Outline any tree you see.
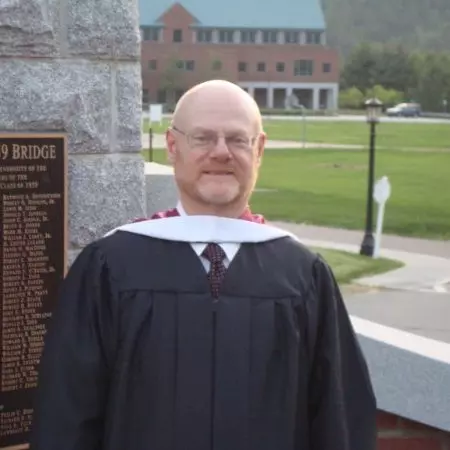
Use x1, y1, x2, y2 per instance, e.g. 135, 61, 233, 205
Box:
340, 43, 450, 111
159, 56, 184, 108
338, 87, 365, 109
340, 43, 380, 91
412, 51, 450, 111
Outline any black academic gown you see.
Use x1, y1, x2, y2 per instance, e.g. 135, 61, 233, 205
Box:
30, 217, 377, 450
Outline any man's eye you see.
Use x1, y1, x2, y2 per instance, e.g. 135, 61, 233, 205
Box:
228, 136, 249, 145
192, 135, 210, 142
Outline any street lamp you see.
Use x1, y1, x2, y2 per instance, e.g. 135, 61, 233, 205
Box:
360, 97, 384, 257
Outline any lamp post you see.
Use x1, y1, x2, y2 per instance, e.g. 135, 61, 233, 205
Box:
360, 97, 383, 257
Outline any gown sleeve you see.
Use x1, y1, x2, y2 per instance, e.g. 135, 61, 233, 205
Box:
30, 242, 118, 450
306, 256, 377, 450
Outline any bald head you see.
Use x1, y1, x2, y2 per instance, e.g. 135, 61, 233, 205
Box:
172, 80, 263, 133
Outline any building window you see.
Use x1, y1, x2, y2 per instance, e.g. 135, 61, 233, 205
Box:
148, 59, 157, 71
257, 62, 266, 72
218, 30, 234, 43
212, 60, 222, 71
157, 89, 166, 103
197, 29, 212, 42
276, 62, 285, 72
173, 29, 183, 42
238, 62, 247, 72
306, 31, 321, 44
262, 30, 278, 43
294, 59, 314, 76
142, 89, 149, 104
284, 31, 299, 43
323, 62, 331, 73
142, 27, 160, 41
240, 30, 256, 43
174, 60, 196, 71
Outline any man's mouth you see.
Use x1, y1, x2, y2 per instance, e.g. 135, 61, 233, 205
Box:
203, 171, 234, 175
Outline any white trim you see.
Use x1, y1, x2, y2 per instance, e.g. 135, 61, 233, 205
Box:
351, 316, 450, 364
104, 215, 297, 244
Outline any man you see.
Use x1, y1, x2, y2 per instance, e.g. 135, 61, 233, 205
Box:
30, 80, 377, 450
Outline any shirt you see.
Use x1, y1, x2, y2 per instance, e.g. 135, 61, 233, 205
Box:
176, 202, 240, 271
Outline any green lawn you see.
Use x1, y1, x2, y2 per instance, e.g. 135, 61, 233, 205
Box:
313, 247, 403, 285
263, 120, 450, 149
144, 147, 450, 240
143, 118, 450, 149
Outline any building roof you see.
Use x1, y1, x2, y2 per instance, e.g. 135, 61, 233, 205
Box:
139, 0, 326, 30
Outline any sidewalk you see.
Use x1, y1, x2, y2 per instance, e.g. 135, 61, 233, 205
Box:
142, 133, 363, 150
272, 221, 450, 291
272, 221, 450, 343
271, 221, 450, 258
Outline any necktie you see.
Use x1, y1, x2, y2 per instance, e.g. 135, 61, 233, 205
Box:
202, 243, 226, 299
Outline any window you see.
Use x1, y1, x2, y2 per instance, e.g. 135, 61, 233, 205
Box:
294, 59, 314, 76
142, 89, 149, 104
219, 30, 234, 43
241, 30, 256, 43
157, 89, 166, 104
148, 59, 157, 70
257, 62, 266, 72
212, 60, 222, 71
284, 31, 299, 43
173, 29, 183, 42
197, 30, 212, 42
142, 27, 160, 41
262, 30, 278, 43
238, 62, 247, 72
276, 62, 285, 72
306, 31, 321, 44
174, 60, 196, 71
323, 63, 331, 73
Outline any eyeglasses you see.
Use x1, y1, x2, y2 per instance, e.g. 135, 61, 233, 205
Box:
170, 125, 259, 152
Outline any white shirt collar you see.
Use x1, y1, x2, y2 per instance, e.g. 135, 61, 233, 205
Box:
176, 201, 240, 262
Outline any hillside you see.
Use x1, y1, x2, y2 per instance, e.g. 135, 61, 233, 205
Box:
322, 0, 450, 56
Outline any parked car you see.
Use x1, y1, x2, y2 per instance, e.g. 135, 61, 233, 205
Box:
385, 102, 422, 117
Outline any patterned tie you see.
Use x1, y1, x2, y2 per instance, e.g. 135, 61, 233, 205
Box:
202, 243, 227, 299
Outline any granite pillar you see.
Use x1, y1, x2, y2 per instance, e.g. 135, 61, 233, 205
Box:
0, 0, 146, 264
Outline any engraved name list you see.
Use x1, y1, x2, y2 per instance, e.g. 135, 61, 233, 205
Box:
0, 134, 67, 449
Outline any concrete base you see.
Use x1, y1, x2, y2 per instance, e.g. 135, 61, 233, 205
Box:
144, 162, 178, 216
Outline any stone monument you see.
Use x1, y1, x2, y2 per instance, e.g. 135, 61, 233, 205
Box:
0, 0, 145, 447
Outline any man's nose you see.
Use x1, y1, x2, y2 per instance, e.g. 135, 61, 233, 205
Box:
210, 136, 232, 158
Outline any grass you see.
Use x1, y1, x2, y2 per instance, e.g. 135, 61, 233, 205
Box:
143, 117, 450, 149
144, 147, 450, 240
312, 247, 403, 285
262, 120, 450, 149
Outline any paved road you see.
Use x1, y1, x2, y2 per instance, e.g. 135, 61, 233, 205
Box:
345, 289, 450, 343
261, 114, 450, 124
142, 133, 363, 150
143, 112, 450, 124
272, 222, 450, 258
272, 221, 450, 344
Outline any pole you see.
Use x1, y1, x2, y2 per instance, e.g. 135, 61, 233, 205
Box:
373, 201, 385, 259
148, 127, 153, 162
302, 107, 306, 148
360, 121, 376, 257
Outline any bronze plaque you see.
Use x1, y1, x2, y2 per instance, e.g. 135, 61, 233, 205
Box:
0, 133, 68, 449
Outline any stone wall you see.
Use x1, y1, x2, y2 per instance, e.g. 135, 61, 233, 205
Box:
0, 0, 146, 262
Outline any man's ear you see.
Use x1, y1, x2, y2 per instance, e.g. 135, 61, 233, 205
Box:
256, 132, 266, 166
166, 129, 176, 164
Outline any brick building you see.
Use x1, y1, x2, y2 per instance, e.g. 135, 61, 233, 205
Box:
139, 0, 340, 110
